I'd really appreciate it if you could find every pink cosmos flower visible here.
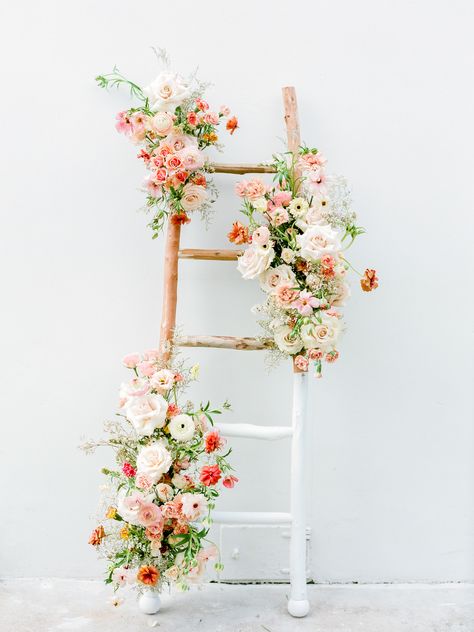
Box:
[307,169,328,195]
[122,353,140,369]
[292,291,321,316]
[115,111,132,135]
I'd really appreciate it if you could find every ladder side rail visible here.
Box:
[216,422,293,441]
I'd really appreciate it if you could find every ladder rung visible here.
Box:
[213,511,292,525]
[175,335,273,351]
[178,249,242,261]
[216,422,292,440]
[210,162,277,175]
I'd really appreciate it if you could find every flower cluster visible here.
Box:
[84,350,237,594]
[97,64,238,237]
[229,147,378,376]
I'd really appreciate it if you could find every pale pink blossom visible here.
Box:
[294,355,309,371]
[137,361,156,377]
[235,178,267,200]
[299,152,327,170]
[306,168,328,195]
[115,111,132,135]
[267,206,289,226]
[219,105,230,116]
[252,226,270,246]
[137,502,162,527]
[180,492,208,521]
[292,290,321,316]
[203,112,219,125]
[122,353,140,369]
[276,283,299,307]
[150,368,175,392]
[271,191,292,207]
[135,473,153,490]
[145,177,162,198]
[177,146,205,171]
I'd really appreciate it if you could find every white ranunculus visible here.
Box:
[237,245,275,280]
[136,441,173,483]
[125,393,168,436]
[274,324,304,355]
[168,414,195,442]
[180,184,208,212]
[259,264,296,294]
[143,72,190,112]
[297,224,342,262]
[330,281,351,307]
[300,313,342,350]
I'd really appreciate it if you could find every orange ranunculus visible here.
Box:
[360,269,379,292]
[226,116,239,135]
[227,221,249,245]
[88,525,105,546]
[137,565,160,586]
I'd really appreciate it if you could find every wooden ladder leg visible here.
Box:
[159,221,181,364]
[288,371,310,617]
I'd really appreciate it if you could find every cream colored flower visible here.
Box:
[259,264,296,294]
[297,224,342,262]
[281,248,296,264]
[237,245,275,280]
[151,112,174,136]
[274,324,304,355]
[136,442,173,483]
[168,414,195,442]
[125,393,167,436]
[180,184,208,212]
[143,72,190,112]
[156,482,174,502]
[288,197,309,218]
[252,197,268,213]
[150,368,175,393]
[300,313,342,350]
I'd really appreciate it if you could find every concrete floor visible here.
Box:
[0,580,473,632]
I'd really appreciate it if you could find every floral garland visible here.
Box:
[229,147,378,376]
[96,58,238,238]
[84,351,237,594]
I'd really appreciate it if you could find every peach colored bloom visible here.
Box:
[135,473,153,491]
[219,105,230,116]
[88,525,105,546]
[294,355,309,371]
[137,565,159,586]
[228,221,250,245]
[360,269,379,292]
[122,353,140,369]
[204,112,219,125]
[292,290,321,316]
[187,111,198,126]
[276,284,299,307]
[325,350,340,363]
[308,349,323,361]
[137,503,162,528]
[222,475,239,489]
[226,116,238,135]
[267,206,289,226]
[137,360,156,377]
[252,226,270,246]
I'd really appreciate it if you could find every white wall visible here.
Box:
[1,0,473,582]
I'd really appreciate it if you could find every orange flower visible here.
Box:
[137,565,160,586]
[202,132,218,143]
[226,116,239,135]
[88,525,105,546]
[360,269,379,292]
[227,221,250,245]
[171,212,191,226]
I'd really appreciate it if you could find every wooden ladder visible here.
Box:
[159,87,310,618]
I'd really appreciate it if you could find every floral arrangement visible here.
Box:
[229,147,378,376]
[96,55,238,237]
[84,351,237,594]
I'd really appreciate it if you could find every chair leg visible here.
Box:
[288,371,310,617]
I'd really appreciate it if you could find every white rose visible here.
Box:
[143,72,190,112]
[300,313,342,350]
[330,281,351,307]
[150,368,175,392]
[171,473,187,489]
[295,202,326,231]
[136,441,173,483]
[180,184,208,212]
[297,224,342,262]
[281,248,296,264]
[274,324,304,355]
[151,112,174,136]
[119,377,149,403]
[125,393,168,436]
[259,264,296,294]
[237,245,275,280]
[168,414,195,442]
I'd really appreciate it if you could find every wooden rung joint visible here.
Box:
[178,249,242,261]
[210,162,277,175]
[175,335,274,351]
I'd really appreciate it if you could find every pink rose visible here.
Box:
[137,502,162,527]
[203,112,219,125]
[166,154,183,171]
[122,353,140,369]
[137,361,156,377]
[272,191,292,207]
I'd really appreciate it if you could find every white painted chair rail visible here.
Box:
[215,422,293,441]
